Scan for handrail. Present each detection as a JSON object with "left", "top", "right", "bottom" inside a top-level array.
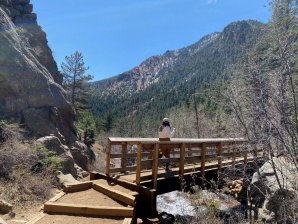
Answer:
[{"left": 105, "top": 137, "right": 256, "bottom": 189}]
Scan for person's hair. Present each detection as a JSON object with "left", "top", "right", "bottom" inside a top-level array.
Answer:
[{"left": 159, "top": 121, "right": 170, "bottom": 132}]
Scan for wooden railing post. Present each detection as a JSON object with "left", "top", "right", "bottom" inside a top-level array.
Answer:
[
  {"left": 200, "top": 143, "right": 206, "bottom": 182},
  {"left": 152, "top": 143, "right": 159, "bottom": 190},
  {"left": 217, "top": 142, "right": 223, "bottom": 181},
  {"left": 179, "top": 143, "right": 186, "bottom": 189},
  {"left": 243, "top": 145, "right": 248, "bottom": 176},
  {"left": 106, "top": 140, "right": 111, "bottom": 176},
  {"left": 136, "top": 143, "right": 142, "bottom": 185},
  {"left": 187, "top": 147, "right": 192, "bottom": 157},
  {"left": 121, "top": 143, "right": 127, "bottom": 172},
  {"left": 232, "top": 146, "right": 236, "bottom": 177}
]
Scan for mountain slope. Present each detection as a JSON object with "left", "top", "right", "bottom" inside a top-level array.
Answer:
[{"left": 90, "top": 20, "right": 266, "bottom": 135}]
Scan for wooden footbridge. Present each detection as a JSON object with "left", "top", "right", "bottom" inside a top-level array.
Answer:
[
  {"left": 105, "top": 137, "right": 260, "bottom": 189},
  {"left": 29, "top": 137, "right": 262, "bottom": 224}
]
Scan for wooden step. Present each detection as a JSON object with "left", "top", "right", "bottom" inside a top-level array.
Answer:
[
  {"left": 44, "top": 202, "right": 134, "bottom": 217},
  {"left": 29, "top": 213, "right": 132, "bottom": 224},
  {"left": 93, "top": 183, "right": 137, "bottom": 206}
]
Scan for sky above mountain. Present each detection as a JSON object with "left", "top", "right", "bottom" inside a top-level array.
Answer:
[{"left": 31, "top": 0, "right": 271, "bottom": 81}]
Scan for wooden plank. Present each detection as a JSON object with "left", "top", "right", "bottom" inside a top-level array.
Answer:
[
  {"left": 63, "top": 181, "right": 93, "bottom": 193},
  {"left": 200, "top": 143, "right": 206, "bottom": 181},
  {"left": 44, "top": 202, "right": 134, "bottom": 217},
  {"left": 49, "top": 192, "right": 65, "bottom": 202},
  {"left": 108, "top": 137, "right": 246, "bottom": 144},
  {"left": 136, "top": 143, "right": 142, "bottom": 185},
  {"left": 179, "top": 143, "right": 186, "bottom": 179},
  {"left": 123, "top": 218, "right": 132, "bottom": 224},
  {"left": 152, "top": 143, "right": 159, "bottom": 190},
  {"left": 26, "top": 213, "right": 46, "bottom": 224},
  {"left": 106, "top": 140, "right": 112, "bottom": 175},
  {"left": 92, "top": 183, "right": 136, "bottom": 206},
  {"left": 121, "top": 143, "right": 128, "bottom": 169}
]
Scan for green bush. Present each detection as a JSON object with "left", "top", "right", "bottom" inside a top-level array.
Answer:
[{"left": 32, "top": 144, "right": 63, "bottom": 172}]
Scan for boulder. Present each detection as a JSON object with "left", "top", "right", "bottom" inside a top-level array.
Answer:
[
  {"left": 0, "top": 0, "right": 61, "bottom": 83},
  {"left": 74, "top": 163, "right": 89, "bottom": 179},
  {"left": 0, "top": 199, "right": 12, "bottom": 214},
  {"left": 59, "top": 151, "right": 77, "bottom": 177},
  {"left": 37, "top": 135, "right": 68, "bottom": 155},
  {"left": 248, "top": 156, "right": 298, "bottom": 223},
  {"left": 56, "top": 171, "right": 79, "bottom": 187},
  {"left": 70, "top": 141, "right": 92, "bottom": 171},
  {"left": 0, "top": 5, "right": 74, "bottom": 142},
  {"left": 0, "top": 217, "right": 7, "bottom": 224}
]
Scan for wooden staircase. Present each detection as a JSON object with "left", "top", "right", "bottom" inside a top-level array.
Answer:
[{"left": 28, "top": 179, "right": 138, "bottom": 224}]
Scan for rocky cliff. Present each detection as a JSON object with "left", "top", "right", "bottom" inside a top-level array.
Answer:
[
  {"left": 0, "top": 0, "right": 62, "bottom": 84},
  {"left": 0, "top": 0, "right": 92, "bottom": 175}
]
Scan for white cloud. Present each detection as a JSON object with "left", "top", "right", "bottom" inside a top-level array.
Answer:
[{"left": 207, "top": 0, "right": 218, "bottom": 4}]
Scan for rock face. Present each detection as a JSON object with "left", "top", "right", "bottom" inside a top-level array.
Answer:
[
  {"left": 37, "top": 136, "right": 93, "bottom": 177},
  {"left": 0, "top": 1, "right": 93, "bottom": 174},
  {"left": 248, "top": 156, "right": 298, "bottom": 223},
  {"left": 0, "top": 3, "right": 76, "bottom": 143},
  {"left": 0, "top": 0, "right": 61, "bottom": 84}
]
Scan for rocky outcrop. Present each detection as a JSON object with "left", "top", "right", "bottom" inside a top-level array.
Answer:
[
  {"left": 0, "top": 1, "right": 93, "bottom": 174},
  {"left": 0, "top": 4, "right": 76, "bottom": 143},
  {"left": 56, "top": 171, "right": 79, "bottom": 187},
  {"left": 0, "top": 0, "right": 61, "bottom": 84},
  {"left": 0, "top": 199, "right": 12, "bottom": 214},
  {"left": 37, "top": 136, "right": 93, "bottom": 177},
  {"left": 248, "top": 156, "right": 298, "bottom": 223}
]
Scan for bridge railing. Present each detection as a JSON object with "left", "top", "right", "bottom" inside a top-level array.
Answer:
[{"left": 105, "top": 137, "right": 261, "bottom": 189}]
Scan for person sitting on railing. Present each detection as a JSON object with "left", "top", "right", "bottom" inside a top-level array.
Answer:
[{"left": 158, "top": 118, "right": 175, "bottom": 171}]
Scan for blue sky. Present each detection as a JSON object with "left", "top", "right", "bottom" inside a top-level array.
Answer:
[{"left": 31, "top": 0, "right": 271, "bottom": 81}]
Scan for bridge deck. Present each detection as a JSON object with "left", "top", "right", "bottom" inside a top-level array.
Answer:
[{"left": 111, "top": 155, "right": 256, "bottom": 184}]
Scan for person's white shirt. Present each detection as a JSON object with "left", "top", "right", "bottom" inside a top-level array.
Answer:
[{"left": 158, "top": 126, "right": 175, "bottom": 138}]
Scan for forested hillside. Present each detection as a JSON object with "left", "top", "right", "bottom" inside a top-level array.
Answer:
[{"left": 89, "top": 20, "right": 265, "bottom": 137}]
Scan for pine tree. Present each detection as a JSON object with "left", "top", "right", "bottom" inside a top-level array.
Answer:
[{"left": 61, "top": 51, "right": 93, "bottom": 113}]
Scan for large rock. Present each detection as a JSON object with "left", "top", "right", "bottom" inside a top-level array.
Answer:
[
  {"left": 248, "top": 156, "right": 298, "bottom": 223},
  {"left": 0, "top": 2, "right": 93, "bottom": 176},
  {"left": 0, "top": 199, "right": 12, "bottom": 214},
  {"left": 0, "top": 6, "right": 76, "bottom": 143},
  {"left": 37, "top": 136, "right": 68, "bottom": 155},
  {"left": 60, "top": 151, "right": 77, "bottom": 177},
  {"left": 70, "top": 141, "right": 91, "bottom": 171},
  {"left": 56, "top": 171, "right": 79, "bottom": 187},
  {"left": 0, "top": 217, "right": 7, "bottom": 224},
  {"left": 0, "top": 0, "right": 61, "bottom": 83}
]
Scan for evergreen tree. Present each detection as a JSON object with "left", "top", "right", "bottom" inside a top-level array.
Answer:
[{"left": 61, "top": 51, "right": 93, "bottom": 113}]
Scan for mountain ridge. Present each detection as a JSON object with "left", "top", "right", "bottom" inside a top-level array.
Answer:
[{"left": 89, "top": 20, "right": 266, "bottom": 135}]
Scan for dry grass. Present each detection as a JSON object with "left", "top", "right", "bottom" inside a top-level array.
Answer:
[{"left": 0, "top": 123, "right": 59, "bottom": 208}]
